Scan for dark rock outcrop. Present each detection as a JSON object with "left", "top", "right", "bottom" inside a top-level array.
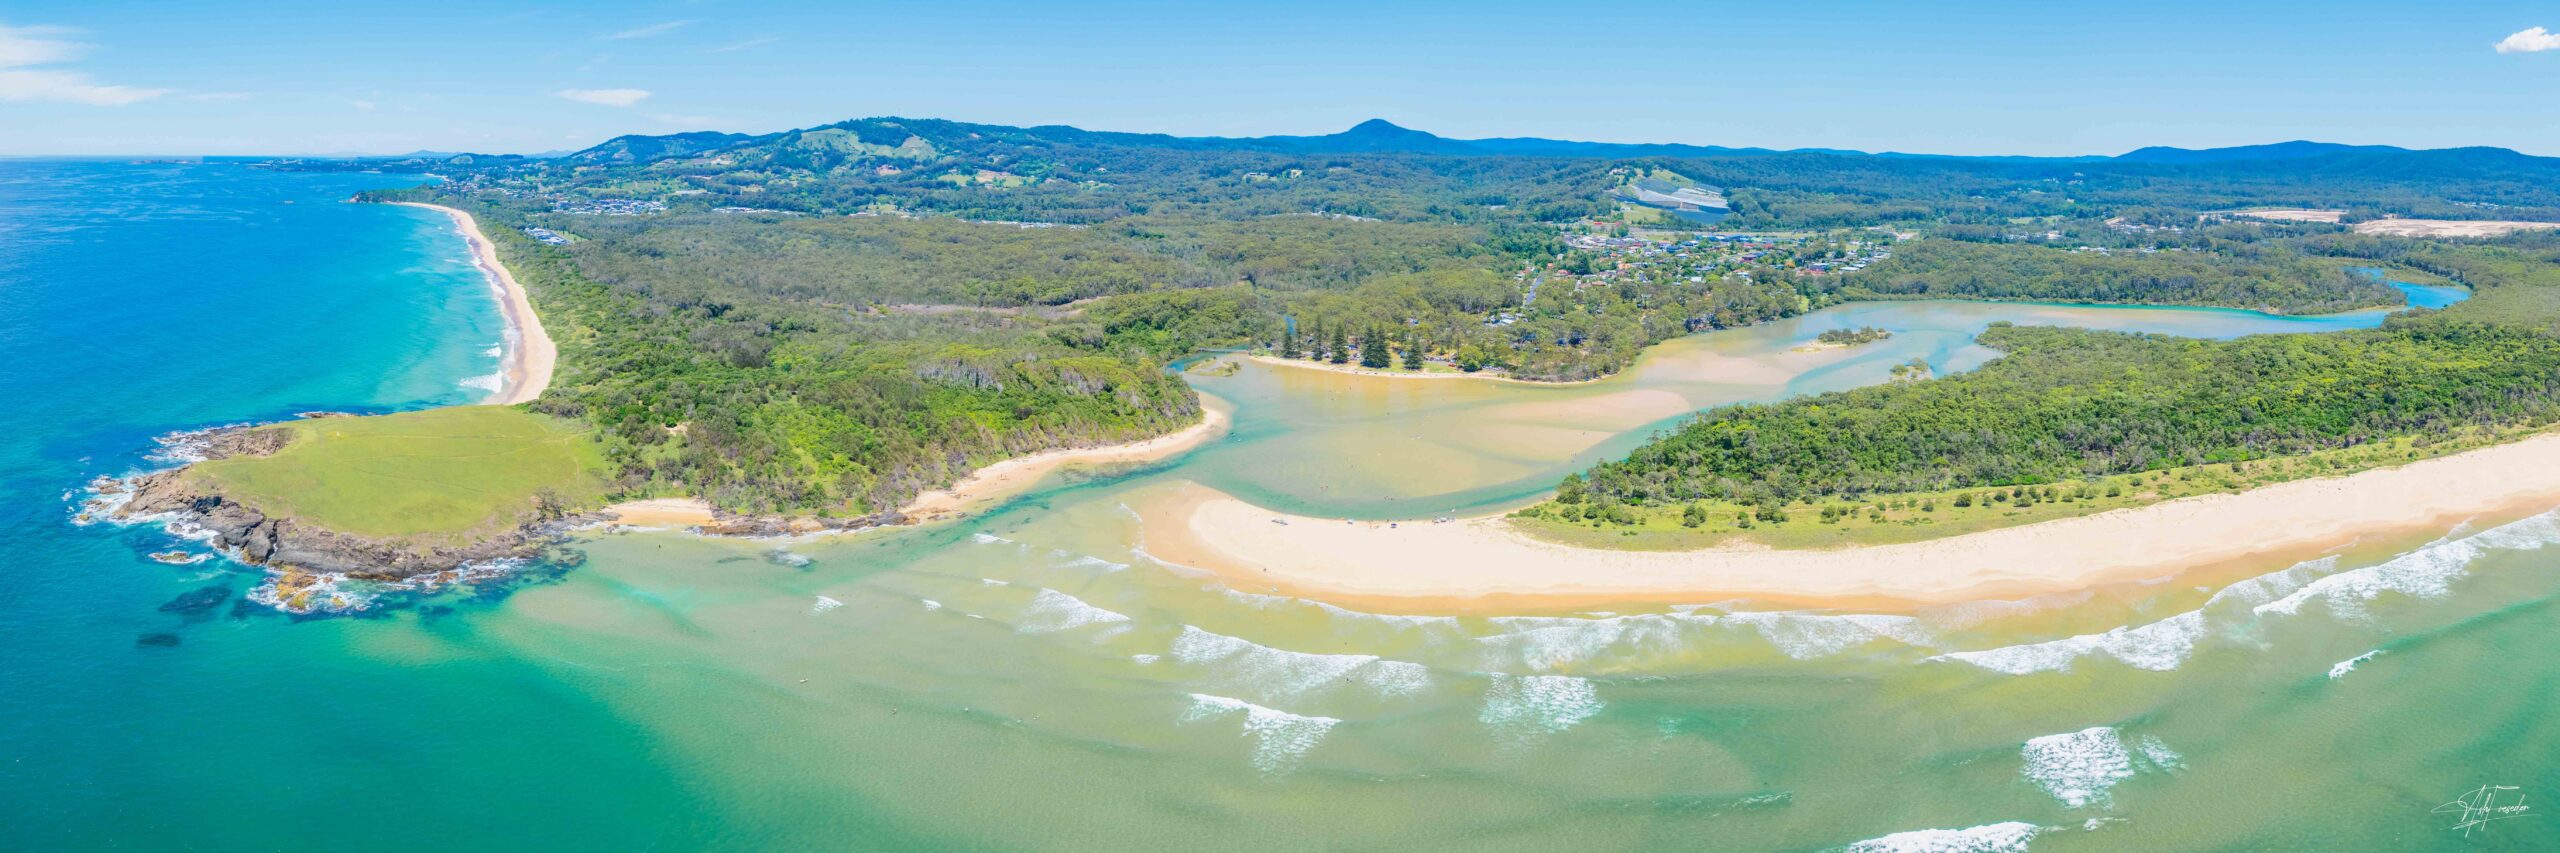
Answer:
[{"left": 156, "top": 585, "right": 230, "bottom": 616}]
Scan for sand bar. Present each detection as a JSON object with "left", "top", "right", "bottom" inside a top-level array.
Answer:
[
  {"left": 1139, "top": 430, "right": 2560, "bottom": 611},
  {"left": 394, "top": 202, "right": 555, "bottom": 405}
]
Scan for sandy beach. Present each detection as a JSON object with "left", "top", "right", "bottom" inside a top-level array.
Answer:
[
  {"left": 604, "top": 395, "right": 1232, "bottom": 530},
  {"left": 1138, "top": 429, "right": 2560, "bottom": 611},
  {"left": 902, "top": 395, "right": 1231, "bottom": 520},
  {"left": 394, "top": 202, "right": 555, "bottom": 405}
]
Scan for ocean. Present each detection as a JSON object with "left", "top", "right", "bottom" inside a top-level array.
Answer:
[{"left": 3, "top": 161, "right": 2552, "bottom": 851}]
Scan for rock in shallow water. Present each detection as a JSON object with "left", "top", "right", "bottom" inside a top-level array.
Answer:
[{"left": 155, "top": 585, "right": 230, "bottom": 616}]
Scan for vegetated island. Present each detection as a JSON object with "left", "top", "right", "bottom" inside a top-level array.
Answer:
[{"left": 103, "top": 114, "right": 2560, "bottom": 609}]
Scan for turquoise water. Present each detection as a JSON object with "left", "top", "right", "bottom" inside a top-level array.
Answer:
[{"left": 8, "top": 163, "right": 2554, "bottom": 851}]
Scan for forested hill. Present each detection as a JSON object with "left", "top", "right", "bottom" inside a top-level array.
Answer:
[{"left": 318, "top": 113, "right": 2560, "bottom": 523}]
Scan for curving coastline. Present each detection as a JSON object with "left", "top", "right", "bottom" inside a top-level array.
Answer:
[
  {"left": 391, "top": 202, "right": 555, "bottom": 405},
  {"left": 602, "top": 393, "right": 1233, "bottom": 532},
  {"left": 1134, "top": 429, "right": 2560, "bottom": 611}
]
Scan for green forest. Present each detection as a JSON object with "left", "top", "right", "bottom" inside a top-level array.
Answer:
[
  {"left": 325, "top": 115, "right": 2560, "bottom": 528},
  {"left": 1555, "top": 232, "right": 2560, "bottom": 535}
]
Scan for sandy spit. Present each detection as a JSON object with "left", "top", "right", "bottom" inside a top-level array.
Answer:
[{"left": 1137, "top": 431, "right": 2560, "bottom": 612}]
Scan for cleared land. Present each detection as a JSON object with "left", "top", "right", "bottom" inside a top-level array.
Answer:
[
  {"left": 2223, "top": 208, "right": 2345, "bottom": 223},
  {"left": 184, "top": 406, "right": 609, "bottom": 544},
  {"left": 2353, "top": 218, "right": 2560, "bottom": 238}
]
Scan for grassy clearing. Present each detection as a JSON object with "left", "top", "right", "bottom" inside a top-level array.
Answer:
[
  {"left": 184, "top": 406, "right": 610, "bottom": 544},
  {"left": 1512, "top": 427, "right": 2533, "bottom": 551}
]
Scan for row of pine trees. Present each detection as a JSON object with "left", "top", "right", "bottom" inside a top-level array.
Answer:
[{"left": 1278, "top": 320, "right": 1428, "bottom": 370}]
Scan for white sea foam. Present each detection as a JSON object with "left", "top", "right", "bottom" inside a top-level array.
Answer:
[
  {"left": 919, "top": 598, "right": 943, "bottom": 611},
  {"left": 482, "top": 344, "right": 503, "bottom": 358},
  {"left": 1215, "top": 587, "right": 1465, "bottom": 633},
  {"left": 141, "top": 422, "right": 261, "bottom": 466},
  {"left": 1169, "top": 626, "right": 1431, "bottom": 700},
  {"left": 1478, "top": 609, "right": 1938, "bottom": 672},
  {"left": 2256, "top": 511, "right": 2560, "bottom": 619},
  {"left": 1180, "top": 693, "right": 1339, "bottom": 774},
  {"left": 1478, "top": 674, "right": 1603, "bottom": 743},
  {"left": 969, "top": 532, "right": 1009, "bottom": 545},
  {"left": 2019, "top": 726, "right": 2180, "bottom": 808},
  {"left": 2328, "top": 649, "right": 2382, "bottom": 679},
  {"left": 1941, "top": 511, "right": 2560, "bottom": 675},
  {"left": 1131, "top": 653, "right": 1160, "bottom": 665},
  {"left": 242, "top": 559, "right": 525, "bottom": 615},
  {"left": 459, "top": 370, "right": 504, "bottom": 394},
  {"left": 1843, "top": 821, "right": 2040, "bottom": 853},
  {"left": 1015, "top": 588, "right": 1133, "bottom": 635},
  {"left": 1936, "top": 611, "right": 2209, "bottom": 675},
  {"left": 1057, "top": 555, "right": 1128, "bottom": 572},
  {"left": 811, "top": 595, "right": 843, "bottom": 614},
  {"left": 767, "top": 549, "right": 813, "bottom": 568}
]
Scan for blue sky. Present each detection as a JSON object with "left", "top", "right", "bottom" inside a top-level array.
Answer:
[{"left": 7, "top": 0, "right": 2560, "bottom": 156}]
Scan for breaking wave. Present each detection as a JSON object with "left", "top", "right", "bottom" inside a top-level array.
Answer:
[
  {"left": 1938, "top": 510, "right": 2560, "bottom": 675},
  {"left": 2328, "top": 649, "right": 2382, "bottom": 679},
  {"left": 1478, "top": 609, "right": 1938, "bottom": 673},
  {"left": 1842, "top": 821, "right": 2039, "bottom": 852},
  {"left": 1168, "top": 625, "right": 1430, "bottom": 701},
  {"left": 1180, "top": 693, "right": 1339, "bottom": 774},
  {"left": 2019, "top": 726, "right": 2181, "bottom": 808},
  {"left": 1478, "top": 673, "right": 1603, "bottom": 744},
  {"left": 1015, "top": 588, "right": 1133, "bottom": 635}
]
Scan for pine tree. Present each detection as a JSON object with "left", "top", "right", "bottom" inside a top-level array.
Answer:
[
  {"left": 1361, "top": 327, "right": 1392, "bottom": 368},
  {"left": 1311, "top": 321, "right": 1329, "bottom": 361},
  {"left": 1327, "top": 324, "right": 1349, "bottom": 365},
  {"left": 1279, "top": 320, "right": 1300, "bottom": 359},
  {"left": 1400, "top": 333, "right": 1426, "bottom": 370}
]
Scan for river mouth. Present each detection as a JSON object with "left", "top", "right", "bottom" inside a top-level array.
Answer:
[{"left": 1170, "top": 293, "right": 2458, "bottom": 521}]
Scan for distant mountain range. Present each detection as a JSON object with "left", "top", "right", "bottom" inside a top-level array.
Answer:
[{"left": 418, "top": 116, "right": 2548, "bottom": 169}]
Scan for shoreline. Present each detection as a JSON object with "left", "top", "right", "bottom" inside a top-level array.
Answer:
[
  {"left": 601, "top": 394, "right": 1233, "bottom": 532},
  {"left": 392, "top": 202, "right": 555, "bottom": 405},
  {"left": 1243, "top": 354, "right": 1602, "bottom": 385},
  {"left": 1134, "top": 429, "right": 2560, "bottom": 612}
]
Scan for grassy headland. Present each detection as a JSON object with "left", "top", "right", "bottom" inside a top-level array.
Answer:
[{"left": 183, "top": 407, "right": 609, "bottom": 546}]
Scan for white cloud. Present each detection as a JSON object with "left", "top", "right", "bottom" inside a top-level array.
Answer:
[
  {"left": 557, "top": 87, "right": 651, "bottom": 107},
  {"left": 2495, "top": 26, "right": 2560, "bottom": 53},
  {"left": 0, "top": 23, "right": 168, "bottom": 105},
  {"left": 606, "top": 20, "right": 690, "bottom": 40},
  {"left": 0, "top": 23, "right": 82, "bottom": 65},
  {"left": 708, "top": 37, "right": 778, "bottom": 53}
]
